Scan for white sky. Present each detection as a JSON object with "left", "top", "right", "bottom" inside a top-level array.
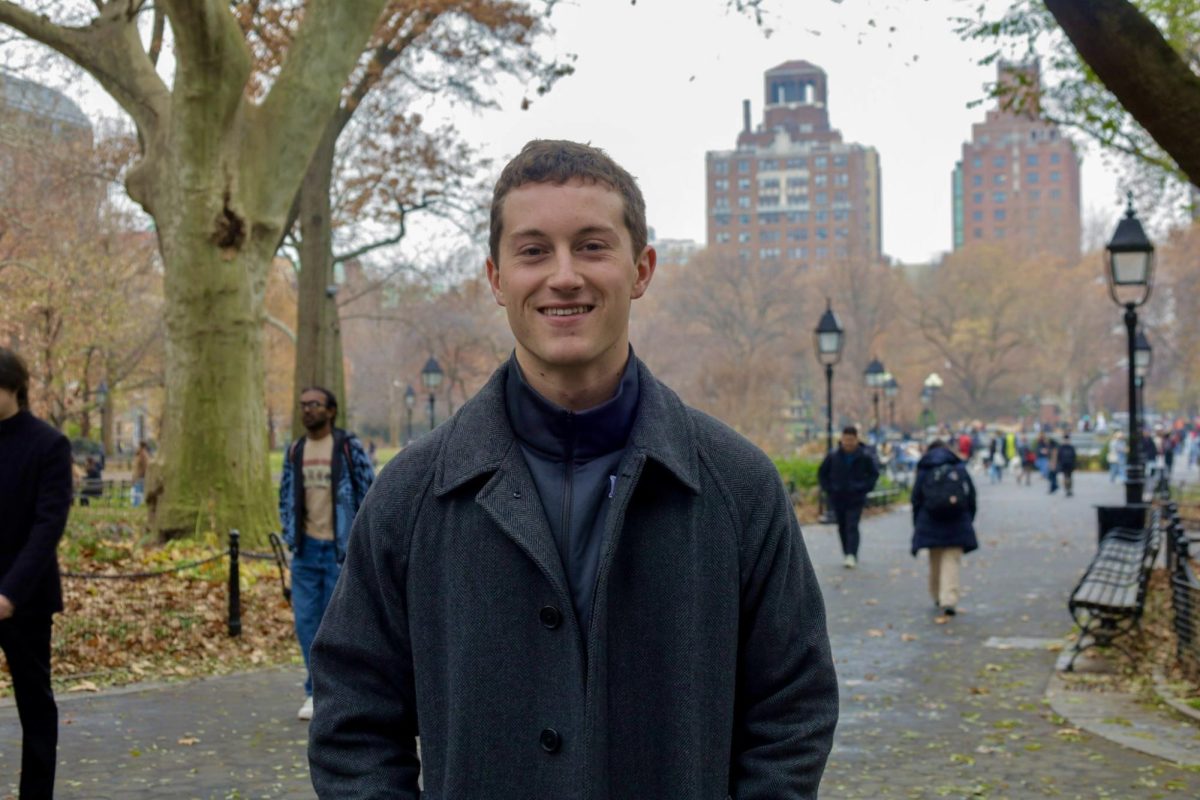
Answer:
[
  {"left": 54, "top": 0, "right": 1126, "bottom": 264},
  {"left": 419, "top": 0, "right": 1123, "bottom": 264}
]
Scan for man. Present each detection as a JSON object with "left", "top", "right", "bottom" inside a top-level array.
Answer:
[
  {"left": 0, "top": 348, "right": 73, "bottom": 799},
  {"left": 279, "top": 386, "right": 375, "bottom": 721},
  {"left": 818, "top": 426, "right": 880, "bottom": 569},
  {"left": 309, "top": 140, "right": 838, "bottom": 798},
  {"left": 1057, "top": 433, "right": 1078, "bottom": 498}
]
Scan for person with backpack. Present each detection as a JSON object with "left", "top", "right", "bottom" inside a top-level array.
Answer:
[
  {"left": 1057, "top": 433, "right": 1078, "bottom": 497},
  {"left": 818, "top": 425, "right": 880, "bottom": 569},
  {"left": 279, "top": 386, "right": 375, "bottom": 721},
  {"left": 910, "top": 439, "right": 978, "bottom": 617}
]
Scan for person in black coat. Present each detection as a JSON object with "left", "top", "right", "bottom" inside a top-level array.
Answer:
[
  {"left": 818, "top": 425, "right": 880, "bottom": 568},
  {"left": 910, "top": 440, "right": 978, "bottom": 616},
  {"left": 1057, "top": 433, "right": 1078, "bottom": 497},
  {"left": 0, "top": 348, "right": 73, "bottom": 799}
]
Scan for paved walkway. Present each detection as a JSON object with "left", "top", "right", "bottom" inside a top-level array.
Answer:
[{"left": 2, "top": 468, "right": 1197, "bottom": 798}]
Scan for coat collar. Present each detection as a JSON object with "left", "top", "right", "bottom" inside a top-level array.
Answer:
[{"left": 435, "top": 356, "right": 700, "bottom": 497}]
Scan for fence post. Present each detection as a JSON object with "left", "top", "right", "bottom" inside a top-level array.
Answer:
[{"left": 228, "top": 529, "right": 242, "bottom": 637}]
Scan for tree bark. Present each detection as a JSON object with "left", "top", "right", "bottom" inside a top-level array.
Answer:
[
  {"left": 1045, "top": 0, "right": 1200, "bottom": 186},
  {"left": 292, "top": 116, "right": 346, "bottom": 440}
]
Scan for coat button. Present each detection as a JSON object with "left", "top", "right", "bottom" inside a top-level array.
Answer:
[
  {"left": 539, "top": 605, "right": 562, "bottom": 629},
  {"left": 540, "top": 728, "right": 561, "bottom": 753},
  {"left": 512, "top": 490, "right": 522, "bottom": 499}
]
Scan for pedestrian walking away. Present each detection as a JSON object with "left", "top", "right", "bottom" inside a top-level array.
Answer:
[
  {"left": 131, "top": 440, "right": 150, "bottom": 507},
  {"left": 819, "top": 425, "right": 880, "bottom": 569},
  {"left": 1057, "top": 433, "right": 1078, "bottom": 497},
  {"left": 910, "top": 439, "right": 978, "bottom": 617},
  {"left": 987, "top": 431, "right": 1006, "bottom": 484},
  {"left": 278, "top": 386, "right": 375, "bottom": 722},
  {"left": 1107, "top": 430, "right": 1127, "bottom": 482},
  {"left": 0, "top": 347, "right": 74, "bottom": 800},
  {"left": 307, "top": 139, "right": 838, "bottom": 798}
]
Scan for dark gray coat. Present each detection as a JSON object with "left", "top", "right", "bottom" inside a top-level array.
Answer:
[{"left": 308, "top": 358, "right": 838, "bottom": 799}]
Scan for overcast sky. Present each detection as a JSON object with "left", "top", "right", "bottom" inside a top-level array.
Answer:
[
  {"left": 418, "top": 0, "right": 1123, "bottom": 264},
  {"left": 55, "top": 0, "right": 1126, "bottom": 264}
]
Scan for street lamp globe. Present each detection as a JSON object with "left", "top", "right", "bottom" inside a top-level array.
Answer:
[
  {"left": 883, "top": 375, "right": 899, "bottom": 399},
  {"left": 421, "top": 356, "right": 444, "bottom": 391},
  {"left": 863, "top": 358, "right": 886, "bottom": 389},
  {"left": 1134, "top": 329, "right": 1152, "bottom": 379},
  {"left": 1105, "top": 193, "right": 1155, "bottom": 308},
  {"left": 813, "top": 298, "right": 844, "bottom": 367},
  {"left": 404, "top": 384, "right": 416, "bottom": 410},
  {"left": 923, "top": 372, "right": 943, "bottom": 392}
]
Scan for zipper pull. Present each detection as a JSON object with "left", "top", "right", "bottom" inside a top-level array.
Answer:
[{"left": 608, "top": 474, "right": 617, "bottom": 499}]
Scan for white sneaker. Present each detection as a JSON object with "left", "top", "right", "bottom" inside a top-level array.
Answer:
[
  {"left": 298, "top": 696, "right": 313, "bottom": 721},
  {"left": 843, "top": 554, "right": 857, "bottom": 569}
]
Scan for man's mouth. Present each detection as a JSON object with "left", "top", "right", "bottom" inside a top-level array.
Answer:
[{"left": 540, "top": 305, "right": 593, "bottom": 317}]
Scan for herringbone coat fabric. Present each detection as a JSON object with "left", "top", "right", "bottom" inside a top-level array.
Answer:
[{"left": 308, "top": 358, "right": 838, "bottom": 799}]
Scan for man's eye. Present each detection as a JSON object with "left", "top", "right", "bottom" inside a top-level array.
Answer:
[{"left": 518, "top": 246, "right": 546, "bottom": 257}]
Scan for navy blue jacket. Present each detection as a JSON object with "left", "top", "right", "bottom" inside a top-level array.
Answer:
[
  {"left": 817, "top": 446, "right": 879, "bottom": 506},
  {"left": 910, "top": 446, "right": 978, "bottom": 556},
  {"left": 0, "top": 410, "right": 73, "bottom": 615}
]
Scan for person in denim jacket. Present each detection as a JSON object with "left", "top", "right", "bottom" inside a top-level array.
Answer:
[{"left": 279, "top": 386, "right": 375, "bottom": 721}]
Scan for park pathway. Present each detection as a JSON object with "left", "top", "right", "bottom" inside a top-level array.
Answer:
[{"left": 2, "top": 467, "right": 1197, "bottom": 798}]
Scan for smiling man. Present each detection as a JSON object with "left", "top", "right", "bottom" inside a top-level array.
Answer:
[{"left": 309, "top": 140, "right": 838, "bottom": 799}]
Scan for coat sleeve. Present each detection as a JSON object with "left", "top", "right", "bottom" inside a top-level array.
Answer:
[
  {"left": 865, "top": 453, "right": 880, "bottom": 493},
  {"left": 279, "top": 444, "right": 296, "bottom": 549},
  {"left": 817, "top": 454, "right": 831, "bottom": 495},
  {"left": 308, "top": 477, "right": 420, "bottom": 798},
  {"left": 730, "top": 472, "right": 838, "bottom": 799},
  {"left": 0, "top": 433, "right": 72, "bottom": 610},
  {"left": 910, "top": 468, "right": 924, "bottom": 525}
]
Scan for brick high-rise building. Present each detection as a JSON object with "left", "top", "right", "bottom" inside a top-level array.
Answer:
[
  {"left": 951, "top": 61, "right": 1081, "bottom": 261},
  {"left": 706, "top": 61, "right": 882, "bottom": 270}
]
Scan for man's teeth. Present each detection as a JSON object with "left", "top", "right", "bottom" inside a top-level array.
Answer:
[{"left": 544, "top": 306, "right": 589, "bottom": 316}]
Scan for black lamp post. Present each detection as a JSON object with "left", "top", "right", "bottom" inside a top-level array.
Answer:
[
  {"left": 884, "top": 375, "right": 899, "bottom": 430},
  {"left": 1134, "top": 329, "right": 1152, "bottom": 434},
  {"left": 924, "top": 372, "right": 943, "bottom": 430},
  {"left": 1105, "top": 193, "right": 1154, "bottom": 505},
  {"left": 864, "top": 358, "right": 886, "bottom": 442},
  {"left": 404, "top": 384, "right": 416, "bottom": 444},
  {"left": 421, "top": 356, "right": 444, "bottom": 432},
  {"left": 95, "top": 379, "right": 110, "bottom": 456},
  {"left": 813, "top": 299, "right": 845, "bottom": 455}
]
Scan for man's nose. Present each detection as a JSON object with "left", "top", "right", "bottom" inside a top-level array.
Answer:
[{"left": 546, "top": 250, "right": 585, "bottom": 290}]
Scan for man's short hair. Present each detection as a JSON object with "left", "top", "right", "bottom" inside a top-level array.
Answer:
[
  {"left": 0, "top": 347, "right": 30, "bottom": 410},
  {"left": 302, "top": 386, "right": 338, "bottom": 420},
  {"left": 842, "top": 425, "right": 858, "bottom": 436},
  {"left": 489, "top": 139, "right": 648, "bottom": 264}
]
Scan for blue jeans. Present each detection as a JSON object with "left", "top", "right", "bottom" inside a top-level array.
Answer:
[{"left": 292, "top": 536, "right": 341, "bottom": 696}]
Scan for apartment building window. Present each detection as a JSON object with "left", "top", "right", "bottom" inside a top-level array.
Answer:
[
  {"left": 835, "top": 227, "right": 849, "bottom": 239},
  {"left": 760, "top": 178, "right": 781, "bottom": 190},
  {"left": 1050, "top": 170, "right": 1061, "bottom": 182},
  {"left": 713, "top": 160, "right": 728, "bottom": 174},
  {"left": 786, "top": 194, "right": 807, "bottom": 206},
  {"left": 1026, "top": 154, "right": 1039, "bottom": 166},
  {"left": 759, "top": 248, "right": 781, "bottom": 260},
  {"left": 1050, "top": 189, "right": 1062, "bottom": 199},
  {"left": 787, "top": 228, "right": 809, "bottom": 241},
  {"left": 814, "top": 192, "right": 828, "bottom": 206},
  {"left": 816, "top": 227, "right": 828, "bottom": 240},
  {"left": 738, "top": 232, "right": 751, "bottom": 243},
  {"left": 786, "top": 211, "right": 809, "bottom": 224},
  {"left": 714, "top": 179, "right": 729, "bottom": 191},
  {"left": 972, "top": 175, "right": 983, "bottom": 187},
  {"left": 739, "top": 214, "right": 751, "bottom": 225},
  {"left": 815, "top": 210, "right": 829, "bottom": 222},
  {"left": 714, "top": 196, "right": 729, "bottom": 209},
  {"left": 715, "top": 214, "right": 731, "bottom": 226},
  {"left": 760, "top": 230, "right": 780, "bottom": 242},
  {"left": 834, "top": 191, "right": 848, "bottom": 203},
  {"left": 833, "top": 155, "right": 848, "bottom": 167},
  {"left": 1050, "top": 152, "right": 1061, "bottom": 164},
  {"left": 1026, "top": 172, "right": 1039, "bottom": 184},
  {"left": 787, "top": 247, "right": 808, "bottom": 259},
  {"left": 993, "top": 156, "right": 1006, "bottom": 168},
  {"left": 995, "top": 228, "right": 1006, "bottom": 238},
  {"left": 972, "top": 192, "right": 983, "bottom": 204},
  {"left": 759, "top": 213, "right": 781, "bottom": 224},
  {"left": 786, "top": 157, "right": 807, "bottom": 169},
  {"left": 759, "top": 159, "right": 778, "bottom": 170},
  {"left": 814, "top": 173, "right": 828, "bottom": 187},
  {"left": 834, "top": 209, "right": 849, "bottom": 221},
  {"left": 814, "top": 156, "right": 828, "bottom": 169},
  {"left": 737, "top": 196, "right": 751, "bottom": 209},
  {"left": 972, "top": 156, "right": 983, "bottom": 168},
  {"left": 972, "top": 210, "right": 983, "bottom": 221},
  {"left": 994, "top": 209, "right": 1007, "bottom": 221},
  {"left": 759, "top": 195, "right": 781, "bottom": 207},
  {"left": 993, "top": 173, "right": 1006, "bottom": 185},
  {"left": 786, "top": 176, "right": 808, "bottom": 188},
  {"left": 993, "top": 191, "right": 1006, "bottom": 203},
  {"left": 715, "top": 232, "right": 731, "bottom": 243},
  {"left": 738, "top": 178, "right": 751, "bottom": 190},
  {"left": 737, "top": 159, "right": 750, "bottom": 173}
]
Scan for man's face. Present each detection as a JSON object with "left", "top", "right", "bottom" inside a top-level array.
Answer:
[
  {"left": 299, "top": 390, "right": 334, "bottom": 434},
  {"left": 840, "top": 432, "right": 858, "bottom": 451},
  {"left": 486, "top": 180, "right": 655, "bottom": 384},
  {"left": 0, "top": 387, "right": 17, "bottom": 420}
]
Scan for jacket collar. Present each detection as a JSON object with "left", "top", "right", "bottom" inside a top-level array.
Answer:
[
  {"left": 435, "top": 355, "right": 700, "bottom": 496},
  {"left": 0, "top": 409, "right": 33, "bottom": 437}
]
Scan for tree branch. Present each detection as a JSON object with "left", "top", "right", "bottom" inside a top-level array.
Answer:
[
  {"left": 265, "top": 312, "right": 296, "bottom": 343},
  {"left": 0, "top": 1, "right": 169, "bottom": 137},
  {"left": 246, "top": 0, "right": 389, "bottom": 220},
  {"left": 1045, "top": 0, "right": 1200, "bottom": 186}
]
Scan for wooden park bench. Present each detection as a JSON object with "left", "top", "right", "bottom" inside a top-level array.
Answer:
[{"left": 1062, "top": 509, "right": 1163, "bottom": 671}]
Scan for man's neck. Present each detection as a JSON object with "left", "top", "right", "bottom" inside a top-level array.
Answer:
[
  {"left": 514, "top": 350, "right": 629, "bottom": 412},
  {"left": 306, "top": 426, "right": 332, "bottom": 441},
  {"left": 0, "top": 406, "right": 17, "bottom": 423}
]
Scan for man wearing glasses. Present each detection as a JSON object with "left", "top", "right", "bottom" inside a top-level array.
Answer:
[{"left": 279, "top": 386, "right": 375, "bottom": 721}]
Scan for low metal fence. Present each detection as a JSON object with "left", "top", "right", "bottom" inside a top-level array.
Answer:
[
  {"left": 62, "top": 530, "right": 291, "bottom": 637},
  {"left": 74, "top": 478, "right": 137, "bottom": 508}
]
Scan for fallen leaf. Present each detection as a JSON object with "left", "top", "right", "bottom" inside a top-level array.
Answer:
[{"left": 177, "top": 736, "right": 200, "bottom": 746}]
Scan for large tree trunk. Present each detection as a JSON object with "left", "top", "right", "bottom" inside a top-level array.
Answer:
[
  {"left": 292, "top": 117, "right": 346, "bottom": 440},
  {"left": 154, "top": 200, "right": 277, "bottom": 544}
]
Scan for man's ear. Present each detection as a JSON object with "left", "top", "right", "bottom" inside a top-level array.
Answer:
[
  {"left": 630, "top": 245, "right": 657, "bottom": 300},
  {"left": 486, "top": 257, "right": 505, "bottom": 306}
]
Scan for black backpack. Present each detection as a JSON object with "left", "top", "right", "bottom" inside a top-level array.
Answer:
[{"left": 923, "top": 463, "right": 970, "bottom": 519}]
